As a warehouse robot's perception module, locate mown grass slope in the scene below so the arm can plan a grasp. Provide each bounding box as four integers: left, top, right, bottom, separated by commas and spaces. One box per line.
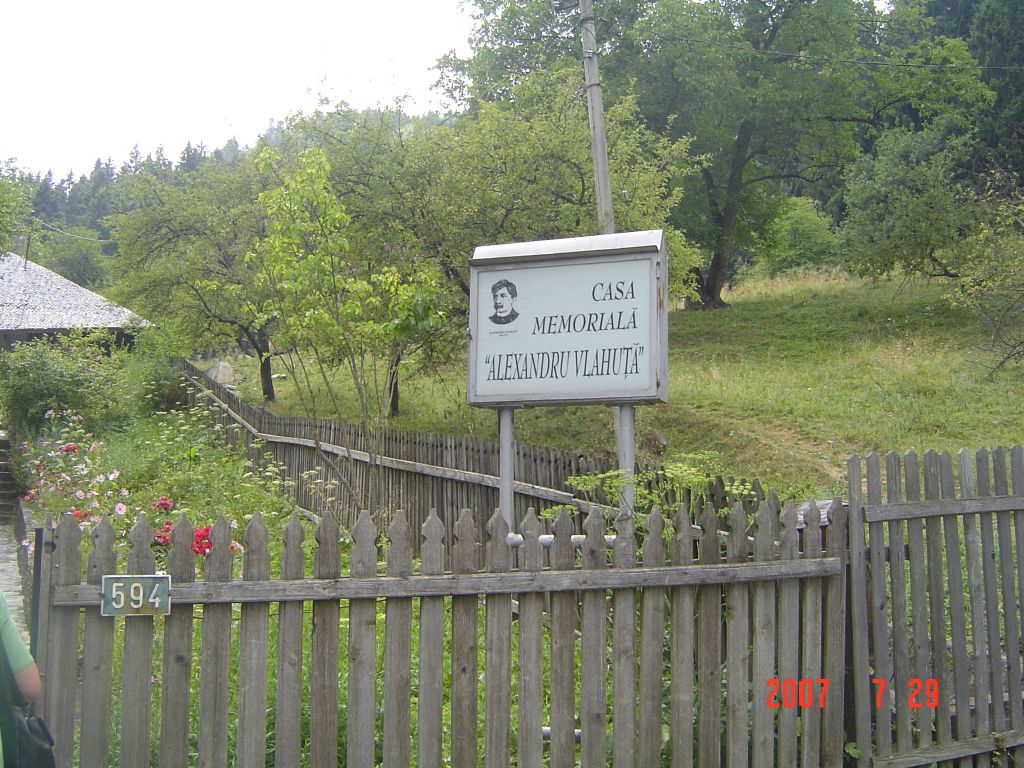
224, 272, 1024, 498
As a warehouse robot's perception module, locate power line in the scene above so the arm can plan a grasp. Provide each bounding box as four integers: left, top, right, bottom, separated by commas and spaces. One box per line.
657, 34, 1024, 72
37, 220, 114, 243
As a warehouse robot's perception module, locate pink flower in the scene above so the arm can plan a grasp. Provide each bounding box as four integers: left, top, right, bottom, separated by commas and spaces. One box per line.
113, 503, 127, 516
119, 488, 130, 497
108, 470, 120, 481
151, 496, 173, 511
74, 489, 86, 500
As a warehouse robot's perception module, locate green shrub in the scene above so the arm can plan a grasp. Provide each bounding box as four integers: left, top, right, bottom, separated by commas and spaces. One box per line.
116, 328, 189, 413
0, 331, 126, 440
750, 196, 840, 278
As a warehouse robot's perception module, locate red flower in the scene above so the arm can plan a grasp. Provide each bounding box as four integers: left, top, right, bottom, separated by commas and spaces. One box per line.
151, 496, 173, 511
71, 508, 90, 523
23, 490, 36, 503
192, 525, 213, 556
153, 520, 173, 546
58, 444, 78, 453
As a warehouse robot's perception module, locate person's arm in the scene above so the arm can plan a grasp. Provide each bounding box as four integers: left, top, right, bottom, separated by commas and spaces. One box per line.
0, 592, 36, 702
14, 661, 41, 702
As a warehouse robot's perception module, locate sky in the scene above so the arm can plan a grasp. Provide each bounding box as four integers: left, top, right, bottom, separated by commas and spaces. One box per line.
2, 0, 477, 180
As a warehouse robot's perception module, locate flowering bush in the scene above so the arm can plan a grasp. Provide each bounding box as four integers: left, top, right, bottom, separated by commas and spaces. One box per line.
16, 410, 243, 559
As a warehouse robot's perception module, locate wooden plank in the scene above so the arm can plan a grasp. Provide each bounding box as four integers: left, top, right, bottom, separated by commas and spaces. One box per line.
54, 556, 842, 606
517, 510, 545, 768
638, 509, 666, 768
451, 510, 480, 768
885, 452, 914, 753
549, 510, 577, 768
671, 503, 696, 768
902, 452, 934, 751
939, 452, 972, 768
612, 512, 636, 768
485, 511, 512, 768
864, 495, 1024, 523
873, 727, 1024, 768
777, 502, 800, 768
698, 502, 722, 768
46, 516, 81, 768
821, 499, 848, 768
121, 518, 157, 768
275, 512, 305, 768
580, 511, 607, 768
974, 450, 1007, 741
237, 514, 270, 767
923, 451, 954, 752
384, 513, 414, 768
993, 448, 1024, 739
160, 514, 196, 768
1010, 445, 1024, 764
726, 503, 750, 768
751, 501, 777, 768
198, 516, 233, 768
800, 501, 824, 768
418, 512, 446, 768
967, 450, 999, 765
345, 512, 375, 768
866, 453, 894, 760
79, 518, 116, 768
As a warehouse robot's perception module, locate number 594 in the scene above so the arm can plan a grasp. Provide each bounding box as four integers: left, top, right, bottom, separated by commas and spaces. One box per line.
101, 575, 171, 616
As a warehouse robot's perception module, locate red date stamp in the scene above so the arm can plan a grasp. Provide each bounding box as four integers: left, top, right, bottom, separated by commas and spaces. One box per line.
765, 677, 940, 710
872, 677, 939, 709
765, 678, 829, 709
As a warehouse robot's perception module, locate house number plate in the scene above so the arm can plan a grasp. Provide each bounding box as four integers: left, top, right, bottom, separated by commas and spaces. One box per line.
101, 575, 172, 616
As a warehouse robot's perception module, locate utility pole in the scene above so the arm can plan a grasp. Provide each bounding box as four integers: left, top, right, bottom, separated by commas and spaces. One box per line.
578, 0, 634, 514
579, 0, 615, 237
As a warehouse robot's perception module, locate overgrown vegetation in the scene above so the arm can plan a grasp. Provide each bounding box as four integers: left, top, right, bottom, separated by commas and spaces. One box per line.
222, 271, 1024, 499
1, 331, 308, 562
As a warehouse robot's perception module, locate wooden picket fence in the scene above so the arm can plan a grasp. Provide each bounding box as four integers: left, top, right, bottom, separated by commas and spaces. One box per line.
39, 494, 846, 768
849, 447, 1024, 768
180, 360, 615, 537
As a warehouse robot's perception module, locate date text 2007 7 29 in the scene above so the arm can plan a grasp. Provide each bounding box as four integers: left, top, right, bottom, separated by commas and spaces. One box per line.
764, 678, 939, 710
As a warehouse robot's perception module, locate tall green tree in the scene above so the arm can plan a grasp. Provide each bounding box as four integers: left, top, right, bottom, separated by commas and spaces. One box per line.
107, 154, 280, 400
970, 0, 1024, 174
447, 0, 992, 307
0, 167, 29, 251
411, 67, 700, 302
250, 148, 445, 509
926, 0, 980, 38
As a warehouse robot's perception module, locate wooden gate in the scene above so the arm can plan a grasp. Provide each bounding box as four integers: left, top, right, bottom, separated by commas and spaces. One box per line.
849, 447, 1024, 768
38, 497, 846, 767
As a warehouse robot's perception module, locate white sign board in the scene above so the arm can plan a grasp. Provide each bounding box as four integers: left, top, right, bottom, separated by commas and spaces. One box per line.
468, 230, 668, 406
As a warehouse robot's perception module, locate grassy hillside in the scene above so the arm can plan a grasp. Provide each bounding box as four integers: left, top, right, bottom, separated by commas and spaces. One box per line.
222, 272, 1024, 498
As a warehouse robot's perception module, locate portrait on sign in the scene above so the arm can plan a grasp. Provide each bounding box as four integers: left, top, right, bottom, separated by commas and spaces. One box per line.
489, 279, 520, 325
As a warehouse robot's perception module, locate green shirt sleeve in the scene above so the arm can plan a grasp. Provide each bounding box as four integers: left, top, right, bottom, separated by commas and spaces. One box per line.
0, 592, 33, 674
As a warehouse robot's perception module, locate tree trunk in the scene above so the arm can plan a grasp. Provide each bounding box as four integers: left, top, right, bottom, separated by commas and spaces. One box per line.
696, 121, 753, 309
254, 327, 275, 402
386, 351, 401, 417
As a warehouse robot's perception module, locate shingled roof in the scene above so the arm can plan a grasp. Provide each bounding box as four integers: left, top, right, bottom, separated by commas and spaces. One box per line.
0, 252, 149, 332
